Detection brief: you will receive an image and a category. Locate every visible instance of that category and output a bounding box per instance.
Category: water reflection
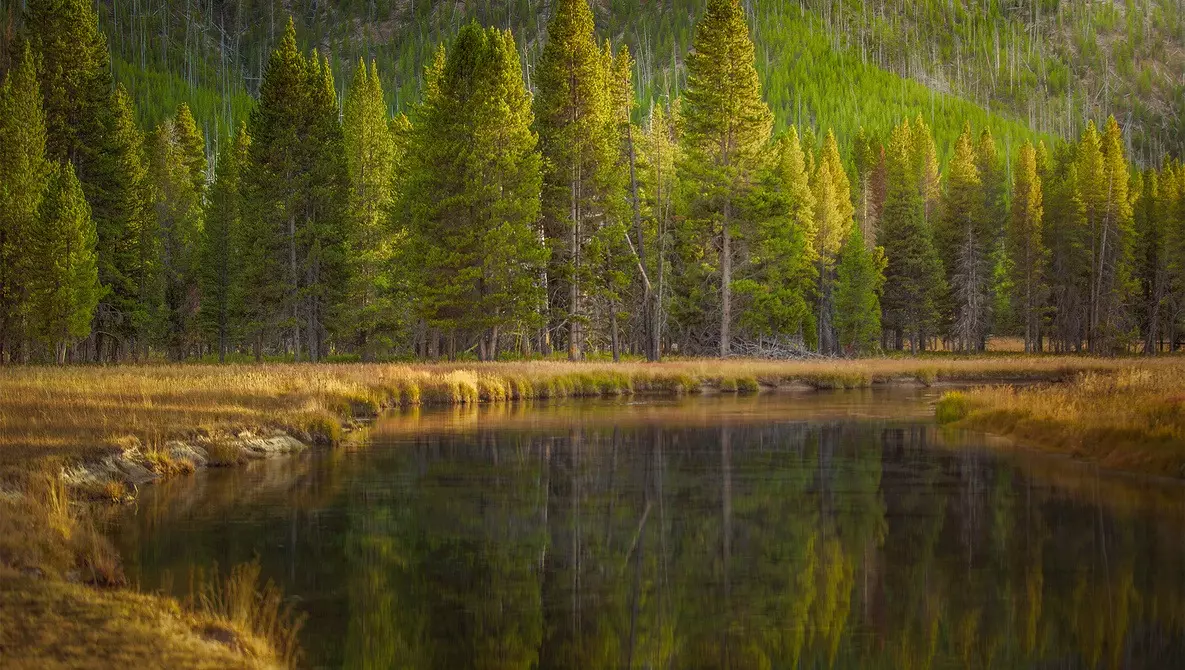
[118,393,1185,668]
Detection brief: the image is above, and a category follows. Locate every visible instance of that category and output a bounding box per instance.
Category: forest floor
[1,354,1182,667]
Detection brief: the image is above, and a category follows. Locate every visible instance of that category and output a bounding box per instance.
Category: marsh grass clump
[939,366,1185,476]
[187,559,305,668]
[205,441,248,467]
[935,391,973,424]
[736,376,761,394]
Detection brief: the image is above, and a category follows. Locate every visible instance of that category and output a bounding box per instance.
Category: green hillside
[4,0,1175,162]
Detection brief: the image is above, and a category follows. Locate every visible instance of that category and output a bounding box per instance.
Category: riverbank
[0,356,1178,667]
[937,361,1185,477]
[0,357,1144,485]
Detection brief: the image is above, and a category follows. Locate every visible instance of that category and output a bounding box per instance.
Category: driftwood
[729,337,827,360]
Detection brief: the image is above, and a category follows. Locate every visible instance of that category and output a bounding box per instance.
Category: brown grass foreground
[937,360,1185,477]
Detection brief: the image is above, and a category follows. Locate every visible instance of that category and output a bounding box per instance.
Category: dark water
[116,390,1185,669]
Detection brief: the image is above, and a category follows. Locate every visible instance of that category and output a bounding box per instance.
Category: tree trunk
[720,203,732,358]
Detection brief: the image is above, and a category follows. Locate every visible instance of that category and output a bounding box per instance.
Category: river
[116,388,1185,668]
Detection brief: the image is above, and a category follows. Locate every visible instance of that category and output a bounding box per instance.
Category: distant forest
[0,0,1182,363]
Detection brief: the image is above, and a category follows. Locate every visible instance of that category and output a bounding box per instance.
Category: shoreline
[3,357,1183,667]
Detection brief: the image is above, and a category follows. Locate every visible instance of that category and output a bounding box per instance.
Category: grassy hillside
[1,0,1176,162]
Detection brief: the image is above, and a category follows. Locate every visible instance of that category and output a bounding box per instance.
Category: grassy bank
[0,356,1144,482]
[0,356,1174,667]
[937,361,1185,477]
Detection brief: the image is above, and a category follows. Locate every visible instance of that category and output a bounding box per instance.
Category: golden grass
[0,569,283,669]
[0,470,292,669]
[938,361,1185,477]
[0,356,1162,479]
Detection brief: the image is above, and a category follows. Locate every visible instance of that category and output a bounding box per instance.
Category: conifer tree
[1133,167,1166,354]
[734,131,814,346]
[976,128,1009,346]
[912,114,942,224]
[150,107,206,359]
[23,0,112,175]
[1008,141,1047,353]
[199,123,250,362]
[31,162,99,362]
[243,19,349,362]
[640,103,680,360]
[302,51,351,361]
[1091,116,1135,353]
[811,129,853,354]
[1043,142,1090,351]
[0,44,49,361]
[94,87,158,361]
[938,123,988,351]
[534,0,615,360]
[406,24,546,361]
[679,0,773,356]
[343,59,397,361]
[834,222,885,355]
[852,127,883,246]
[880,118,945,352]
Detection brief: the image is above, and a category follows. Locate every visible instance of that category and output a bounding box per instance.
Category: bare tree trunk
[288,213,301,362]
[720,203,732,358]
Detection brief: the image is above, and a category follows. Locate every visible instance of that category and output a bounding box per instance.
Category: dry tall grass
[0,357,1161,477]
[937,361,1185,476]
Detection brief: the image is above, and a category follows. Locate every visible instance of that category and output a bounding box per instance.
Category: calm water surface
[117,389,1185,668]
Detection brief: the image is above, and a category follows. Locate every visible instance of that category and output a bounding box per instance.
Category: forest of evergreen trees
[0,0,1181,363]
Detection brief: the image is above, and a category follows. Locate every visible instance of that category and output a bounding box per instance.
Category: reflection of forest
[121,409,1185,669]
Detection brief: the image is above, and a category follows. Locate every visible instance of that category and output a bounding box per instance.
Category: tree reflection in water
[118,394,1185,668]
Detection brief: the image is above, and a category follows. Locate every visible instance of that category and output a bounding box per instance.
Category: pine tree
[1134,166,1166,354]
[534,0,615,360]
[243,19,348,362]
[1008,141,1047,353]
[406,23,546,361]
[880,118,946,352]
[976,128,1009,347]
[937,123,988,351]
[302,51,351,361]
[679,0,773,356]
[834,222,885,355]
[734,130,814,346]
[198,123,250,362]
[149,107,206,359]
[94,86,158,361]
[1092,116,1135,353]
[0,44,49,361]
[640,103,680,360]
[343,59,398,361]
[852,127,882,246]
[811,129,853,355]
[30,161,99,362]
[23,0,112,175]
[1044,141,1090,352]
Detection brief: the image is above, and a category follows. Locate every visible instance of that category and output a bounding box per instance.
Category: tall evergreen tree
[243,19,349,362]
[198,123,250,362]
[1043,141,1090,352]
[31,161,98,362]
[811,129,853,354]
[639,102,680,360]
[149,106,206,359]
[937,123,988,351]
[22,0,111,173]
[1133,166,1167,354]
[406,23,547,361]
[834,222,885,355]
[880,118,945,352]
[734,130,814,346]
[94,86,158,361]
[343,59,397,361]
[1008,141,1047,353]
[0,44,49,361]
[679,0,773,356]
[1090,116,1135,353]
[534,0,615,360]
